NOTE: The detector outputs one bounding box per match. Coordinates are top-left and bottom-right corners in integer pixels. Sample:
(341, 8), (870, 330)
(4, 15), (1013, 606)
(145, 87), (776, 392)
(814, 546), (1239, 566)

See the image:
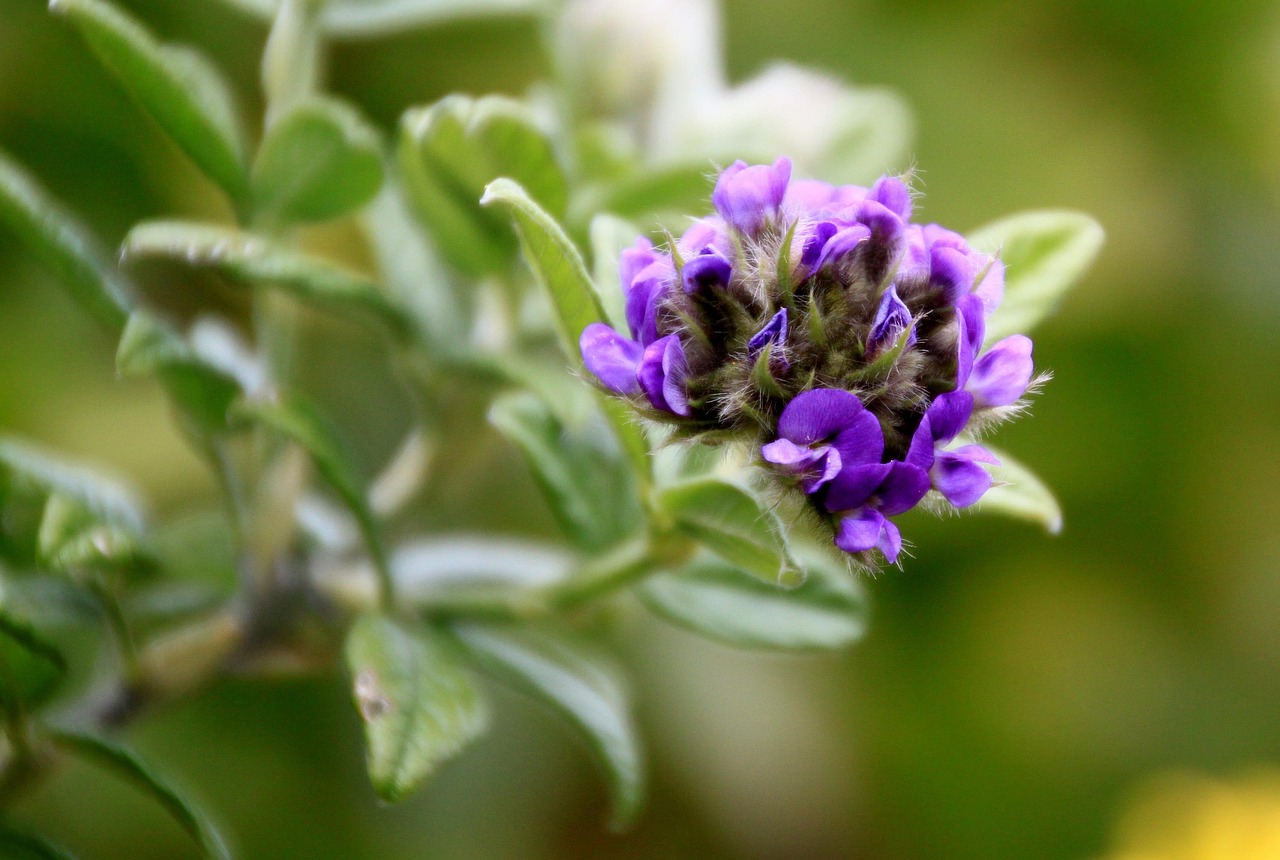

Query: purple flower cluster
(581, 157), (1037, 564)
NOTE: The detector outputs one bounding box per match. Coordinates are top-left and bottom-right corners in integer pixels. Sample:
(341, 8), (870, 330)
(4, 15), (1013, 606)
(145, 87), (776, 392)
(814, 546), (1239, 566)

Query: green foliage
(451, 622), (644, 830)
(487, 390), (639, 552)
(974, 444), (1064, 535)
(480, 177), (604, 360)
(49, 731), (231, 860)
(0, 606), (66, 714)
(345, 613), (489, 802)
(0, 829), (79, 860)
(122, 221), (412, 338)
(639, 547), (867, 651)
(655, 476), (801, 587)
(215, 0), (548, 38)
(399, 95), (566, 276)
(252, 98), (385, 226)
(51, 0), (248, 203)
(967, 211), (1105, 345)
(0, 151), (132, 329)
(117, 312), (243, 436)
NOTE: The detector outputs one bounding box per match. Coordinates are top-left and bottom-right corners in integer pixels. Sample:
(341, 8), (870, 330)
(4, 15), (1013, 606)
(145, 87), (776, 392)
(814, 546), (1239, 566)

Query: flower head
(580, 160), (1043, 565)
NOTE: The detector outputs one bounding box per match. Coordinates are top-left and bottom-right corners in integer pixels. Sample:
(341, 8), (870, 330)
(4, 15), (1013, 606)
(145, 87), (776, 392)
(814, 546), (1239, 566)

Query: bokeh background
(3, 0), (1280, 857)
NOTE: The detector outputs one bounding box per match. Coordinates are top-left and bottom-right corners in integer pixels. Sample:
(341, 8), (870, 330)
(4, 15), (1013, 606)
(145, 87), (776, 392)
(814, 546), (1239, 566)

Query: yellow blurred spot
(1097, 770), (1280, 860)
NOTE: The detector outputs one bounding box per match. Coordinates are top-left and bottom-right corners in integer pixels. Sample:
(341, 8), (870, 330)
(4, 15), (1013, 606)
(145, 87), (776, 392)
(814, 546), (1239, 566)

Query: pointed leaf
(345, 613), (488, 801)
(214, 0), (546, 37)
(481, 177), (603, 360)
(0, 437), (144, 531)
(967, 210), (1104, 345)
(974, 443), (1063, 534)
(487, 391), (639, 551)
(399, 96), (566, 276)
(49, 730), (230, 860)
(0, 151), (132, 329)
(0, 607), (67, 713)
(654, 476), (799, 586)
(37, 493), (148, 576)
(252, 98), (384, 225)
(50, 0), (248, 201)
(122, 221), (411, 337)
(450, 623), (644, 829)
(638, 547), (867, 651)
(118, 311), (243, 434)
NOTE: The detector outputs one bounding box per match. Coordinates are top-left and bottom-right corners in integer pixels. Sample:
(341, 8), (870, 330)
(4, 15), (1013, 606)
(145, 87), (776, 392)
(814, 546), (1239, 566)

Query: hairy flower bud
(582, 159), (1039, 564)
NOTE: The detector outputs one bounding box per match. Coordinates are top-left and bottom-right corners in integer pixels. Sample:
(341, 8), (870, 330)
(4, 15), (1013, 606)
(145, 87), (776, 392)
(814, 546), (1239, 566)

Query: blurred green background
(3, 0), (1280, 857)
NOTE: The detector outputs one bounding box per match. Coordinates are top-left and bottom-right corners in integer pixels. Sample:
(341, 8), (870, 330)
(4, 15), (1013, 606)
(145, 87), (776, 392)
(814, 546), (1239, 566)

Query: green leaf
(399, 95), (567, 276)
(481, 177), (603, 360)
(966, 210), (1105, 345)
(488, 391), (639, 552)
(638, 547), (867, 651)
(122, 221), (411, 338)
(0, 606), (67, 713)
(388, 535), (571, 604)
(450, 623), (644, 829)
(233, 397), (390, 582)
(345, 613), (488, 802)
(252, 98), (384, 226)
(215, 0), (547, 38)
(37, 493), (147, 575)
(974, 443), (1063, 535)
(0, 829), (80, 860)
(360, 183), (465, 355)
(49, 730), (230, 860)
(654, 476), (799, 586)
(0, 437), (145, 532)
(50, 0), (248, 202)
(0, 150), (132, 330)
(117, 311), (243, 434)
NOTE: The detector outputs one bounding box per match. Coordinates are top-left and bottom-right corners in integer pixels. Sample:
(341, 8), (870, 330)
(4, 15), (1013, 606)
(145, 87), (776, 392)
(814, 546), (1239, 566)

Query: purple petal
(776, 388), (869, 446)
(812, 224), (871, 272)
(747, 308), (788, 356)
(834, 507), (884, 554)
(867, 285), (916, 354)
(624, 258), (674, 344)
(932, 446), (998, 508)
(923, 224), (967, 250)
(955, 293), (986, 388)
(830, 408), (885, 469)
(834, 508), (903, 562)
(973, 255), (1004, 312)
(637, 334), (691, 416)
(800, 221), (838, 270)
(897, 225), (931, 282)
(925, 390), (975, 445)
(681, 252), (732, 294)
(903, 416), (936, 472)
(712, 157), (792, 236)
(869, 176), (912, 220)
(619, 237), (659, 296)
(930, 246), (975, 303)
(856, 199), (904, 245)
(678, 217), (730, 258)
(824, 462), (892, 512)
(967, 335), (1034, 408)
(876, 461), (931, 516)
(580, 324), (643, 395)
(761, 439), (842, 494)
